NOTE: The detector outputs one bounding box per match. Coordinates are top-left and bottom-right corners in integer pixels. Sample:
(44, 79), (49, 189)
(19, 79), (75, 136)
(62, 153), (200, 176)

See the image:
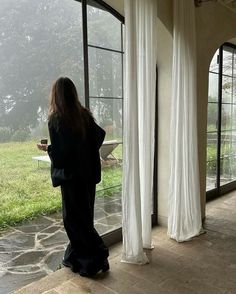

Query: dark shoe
(101, 259), (110, 273)
(79, 259), (109, 277)
(79, 269), (95, 277)
(62, 259), (79, 273)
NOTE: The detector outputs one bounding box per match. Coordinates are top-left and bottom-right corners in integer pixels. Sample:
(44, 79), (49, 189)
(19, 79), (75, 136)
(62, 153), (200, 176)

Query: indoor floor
(12, 191), (236, 294)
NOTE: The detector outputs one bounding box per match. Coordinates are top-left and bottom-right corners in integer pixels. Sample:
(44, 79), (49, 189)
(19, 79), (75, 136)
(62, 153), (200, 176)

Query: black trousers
(60, 179), (109, 274)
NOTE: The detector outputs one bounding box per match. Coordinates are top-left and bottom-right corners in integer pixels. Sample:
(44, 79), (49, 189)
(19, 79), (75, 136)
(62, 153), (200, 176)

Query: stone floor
(0, 196), (122, 294)
(10, 190), (236, 294)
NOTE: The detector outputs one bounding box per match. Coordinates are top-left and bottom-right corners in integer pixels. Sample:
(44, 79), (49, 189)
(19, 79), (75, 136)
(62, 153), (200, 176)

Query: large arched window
(207, 43), (236, 199)
(0, 0), (124, 241)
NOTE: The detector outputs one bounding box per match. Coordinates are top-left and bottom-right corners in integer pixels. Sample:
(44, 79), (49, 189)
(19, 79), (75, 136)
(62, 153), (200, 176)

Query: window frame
(80, 0), (158, 245)
(81, 0), (124, 246)
(207, 42), (236, 201)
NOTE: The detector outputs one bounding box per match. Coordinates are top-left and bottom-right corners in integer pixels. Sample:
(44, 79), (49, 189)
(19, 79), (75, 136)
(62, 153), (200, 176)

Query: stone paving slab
(7, 191), (236, 294)
(0, 195), (122, 294)
(10, 191), (236, 294)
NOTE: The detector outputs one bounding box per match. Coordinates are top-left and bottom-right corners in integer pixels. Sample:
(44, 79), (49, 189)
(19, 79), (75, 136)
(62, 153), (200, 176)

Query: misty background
(0, 0), (123, 143)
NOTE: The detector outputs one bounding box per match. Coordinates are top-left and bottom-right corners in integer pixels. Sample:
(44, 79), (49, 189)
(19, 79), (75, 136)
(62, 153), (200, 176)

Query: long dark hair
(48, 77), (92, 137)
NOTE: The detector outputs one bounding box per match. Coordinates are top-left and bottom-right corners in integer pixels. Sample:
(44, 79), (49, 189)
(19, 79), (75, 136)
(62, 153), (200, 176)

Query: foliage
(0, 127), (13, 143)
(0, 0), (84, 131)
(207, 101), (217, 129)
(0, 0), (122, 137)
(207, 142), (236, 177)
(0, 141), (122, 230)
(11, 129), (30, 142)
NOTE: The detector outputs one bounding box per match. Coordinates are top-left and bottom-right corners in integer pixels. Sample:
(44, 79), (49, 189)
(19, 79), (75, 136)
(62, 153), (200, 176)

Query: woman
(37, 77), (109, 277)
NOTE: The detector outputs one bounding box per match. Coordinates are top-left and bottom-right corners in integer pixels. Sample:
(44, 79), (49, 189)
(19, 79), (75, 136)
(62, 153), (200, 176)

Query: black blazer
(47, 117), (105, 186)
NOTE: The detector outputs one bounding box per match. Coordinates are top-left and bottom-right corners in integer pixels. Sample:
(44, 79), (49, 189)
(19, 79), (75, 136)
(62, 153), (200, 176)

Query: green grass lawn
(0, 141), (122, 231)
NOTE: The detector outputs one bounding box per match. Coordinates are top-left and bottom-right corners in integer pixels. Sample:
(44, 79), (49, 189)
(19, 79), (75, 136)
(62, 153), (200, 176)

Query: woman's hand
(37, 144), (48, 152)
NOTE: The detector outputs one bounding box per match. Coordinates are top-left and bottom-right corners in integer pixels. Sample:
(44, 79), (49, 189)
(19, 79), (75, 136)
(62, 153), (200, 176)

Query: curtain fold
(121, 0), (157, 264)
(168, 0), (203, 242)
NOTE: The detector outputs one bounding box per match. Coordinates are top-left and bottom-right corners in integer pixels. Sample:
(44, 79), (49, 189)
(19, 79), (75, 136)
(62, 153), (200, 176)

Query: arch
(196, 0), (236, 217)
(206, 42), (236, 200)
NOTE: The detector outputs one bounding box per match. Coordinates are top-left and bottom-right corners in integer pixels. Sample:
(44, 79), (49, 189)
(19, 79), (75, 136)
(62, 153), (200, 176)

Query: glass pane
(0, 0), (84, 138)
(95, 186), (122, 234)
(208, 72), (218, 102)
(207, 132), (218, 161)
(209, 50), (219, 73)
(87, 1), (123, 236)
(89, 47), (122, 98)
(207, 45), (236, 192)
(206, 132), (217, 191)
(221, 130), (236, 156)
(91, 97), (123, 235)
(220, 129), (236, 185)
(207, 103), (218, 132)
(233, 78), (236, 103)
(221, 104), (236, 131)
(87, 2), (121, 51)
(223, 47), (233, 76)
(206, 160), (217, 191)
(222, 75), (233, 103)
(220, 156), (236, 185)
(90, 98), (123, 141)
(233, 50), (236, 79)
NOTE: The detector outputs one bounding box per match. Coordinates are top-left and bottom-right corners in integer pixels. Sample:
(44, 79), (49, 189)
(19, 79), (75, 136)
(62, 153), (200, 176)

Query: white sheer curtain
(168, 0), (203, 242)
(121, 0), (157, 264)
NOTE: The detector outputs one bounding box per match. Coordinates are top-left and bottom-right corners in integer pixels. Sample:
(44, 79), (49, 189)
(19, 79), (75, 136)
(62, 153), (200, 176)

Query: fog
(0, 0), (123, 142)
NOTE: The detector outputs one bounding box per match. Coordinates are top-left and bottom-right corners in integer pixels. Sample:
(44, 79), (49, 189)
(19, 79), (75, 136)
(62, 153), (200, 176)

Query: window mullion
(217, 46), (223, 191)
(82, 0), (90, 108)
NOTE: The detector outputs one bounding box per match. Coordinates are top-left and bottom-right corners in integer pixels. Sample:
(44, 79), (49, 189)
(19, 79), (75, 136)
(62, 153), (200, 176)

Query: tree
(0, 0), (84, 132)
(0, 0), (123, 138)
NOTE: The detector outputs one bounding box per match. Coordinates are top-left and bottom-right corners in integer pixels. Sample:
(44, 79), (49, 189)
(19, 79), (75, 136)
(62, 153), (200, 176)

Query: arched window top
(207, 43), (236, 198)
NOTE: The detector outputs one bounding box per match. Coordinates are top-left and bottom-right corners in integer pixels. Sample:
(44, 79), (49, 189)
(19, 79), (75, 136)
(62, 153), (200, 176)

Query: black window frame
(207, 42), (236, 201)
(81, 0), (124, 246)
(79, 0), (158, 245)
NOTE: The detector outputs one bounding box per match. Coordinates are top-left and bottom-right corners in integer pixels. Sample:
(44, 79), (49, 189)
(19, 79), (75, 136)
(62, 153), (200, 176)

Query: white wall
(157, 1), (236, 224)
(156, 0), (173, 226)
(196, 2), (236, 219)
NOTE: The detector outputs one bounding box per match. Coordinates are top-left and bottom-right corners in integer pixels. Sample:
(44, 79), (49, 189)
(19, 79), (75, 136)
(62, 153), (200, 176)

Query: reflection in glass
(221, 130), (236, 157)
(220, 129), (236, 185)
(208, 72), (219, 102)
(207, 132), (217, 161)
(209, 50), (219, 73)
(206, 160), (217, 191)
(88, 47), (122, 98)
(221, 104), (236, 131)
(87, 3), (121, 51)
(92, 96), (123, 234)
(94, 185), (122, 234)
(90, 98), (123, 140)
(223, 47), (233, 76)
(86, 2), (123, 236)
(233, 50), (236, 79)
(206, 132), (217, 191)
(207, 45), (236, 192)
(233, 77), (236, 103)
(220, 156), (236, 185)
(207, 57), (219, 191)
(222, 75), (233, 103)
(207, 102), (218, 132)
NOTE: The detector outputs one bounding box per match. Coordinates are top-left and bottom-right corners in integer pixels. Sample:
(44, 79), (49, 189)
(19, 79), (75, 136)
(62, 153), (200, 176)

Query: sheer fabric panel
(168, 0), (203, 242)
(121, 0), (157, 264)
